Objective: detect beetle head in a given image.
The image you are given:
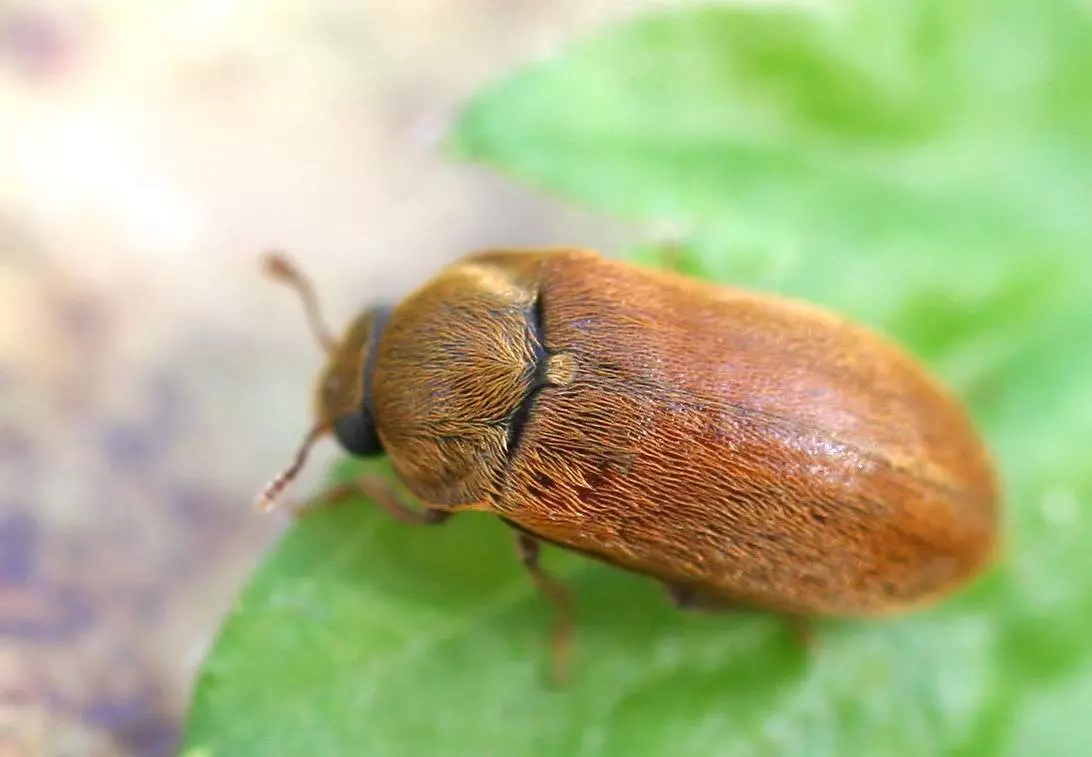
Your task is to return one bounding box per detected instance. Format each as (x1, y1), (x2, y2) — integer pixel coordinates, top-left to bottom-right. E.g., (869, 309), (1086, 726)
(253, 251), (388, 512)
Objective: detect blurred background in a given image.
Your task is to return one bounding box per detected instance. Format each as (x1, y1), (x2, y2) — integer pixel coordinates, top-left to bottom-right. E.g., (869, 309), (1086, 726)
(0, 1), (650, 753)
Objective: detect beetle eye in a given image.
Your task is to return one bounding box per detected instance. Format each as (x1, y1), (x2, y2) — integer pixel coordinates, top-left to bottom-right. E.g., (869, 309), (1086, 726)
(328, 304), (390, 459)
(333, 410), (383, 457)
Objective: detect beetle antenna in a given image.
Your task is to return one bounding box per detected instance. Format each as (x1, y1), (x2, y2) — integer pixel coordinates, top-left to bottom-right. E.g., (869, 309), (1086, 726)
(253, 422), (328, 513)
(261, 250), (337, 355)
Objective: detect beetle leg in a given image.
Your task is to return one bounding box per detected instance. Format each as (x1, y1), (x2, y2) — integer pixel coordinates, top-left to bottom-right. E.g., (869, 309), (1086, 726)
(785, 617), (813, 647)
(665, 583), (743, 613)
(665, 583), (813, 648)
(645, 238), (689, 272)
(292, 475), (451, 526)
(514, 532), (573, 685)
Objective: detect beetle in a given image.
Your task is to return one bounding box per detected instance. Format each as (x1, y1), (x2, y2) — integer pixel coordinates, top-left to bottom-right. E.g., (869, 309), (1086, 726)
(256, 247), (1000, 679)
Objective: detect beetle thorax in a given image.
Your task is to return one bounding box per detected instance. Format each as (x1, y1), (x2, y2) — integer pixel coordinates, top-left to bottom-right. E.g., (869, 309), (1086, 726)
(373, 261), (541, 507)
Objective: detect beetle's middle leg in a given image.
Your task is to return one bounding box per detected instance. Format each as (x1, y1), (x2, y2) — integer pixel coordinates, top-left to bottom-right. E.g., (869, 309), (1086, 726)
(665, 583), (813, 647)
(665, 583), (745, 613)
(514, 532), (573, 685)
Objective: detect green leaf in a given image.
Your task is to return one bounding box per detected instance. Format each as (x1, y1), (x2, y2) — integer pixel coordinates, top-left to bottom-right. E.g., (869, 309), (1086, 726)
(451, 0), (1090, 317)
(184, 2), (1092, 755)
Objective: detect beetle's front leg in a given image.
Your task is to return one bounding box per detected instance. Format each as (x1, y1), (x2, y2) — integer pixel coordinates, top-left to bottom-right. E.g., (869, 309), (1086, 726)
(293, 474), (452, 526)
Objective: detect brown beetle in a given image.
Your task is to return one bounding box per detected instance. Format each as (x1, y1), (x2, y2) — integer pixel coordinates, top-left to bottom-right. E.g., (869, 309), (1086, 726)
(257, 247), (999, 677)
